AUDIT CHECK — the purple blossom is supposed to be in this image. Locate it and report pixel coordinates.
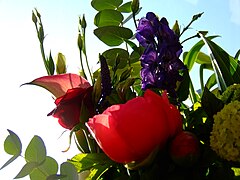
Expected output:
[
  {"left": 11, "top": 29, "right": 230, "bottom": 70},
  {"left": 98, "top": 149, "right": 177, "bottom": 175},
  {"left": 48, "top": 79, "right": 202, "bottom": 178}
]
[{"left": 136, "top": 12, "right": 186, "bottom": 97}]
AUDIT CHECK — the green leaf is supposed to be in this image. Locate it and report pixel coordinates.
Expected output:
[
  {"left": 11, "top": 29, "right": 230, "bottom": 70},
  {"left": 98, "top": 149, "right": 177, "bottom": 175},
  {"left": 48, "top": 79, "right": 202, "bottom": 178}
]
[
  {"left": 102, "top": 48, "right": 129, "bottom": 68},
  {"left": 0, "top": 155, "right": 19, "bottom": 170},
  {"left": 94, "top": 9, "right": 123, "bottom": 27},
  {"left": 94, "top": 26, "right": 133, "bottom": 46},
  {"left": 200, "top": 35, "right": 240, "bottom": 91},
  {"left": 25, "top": 135, "right": 46, "bottom": 163},
  {"left": 4, "top": 129, "right": 22, "bottom": 156},
  {"left": 205, "top": 73, "right": 217, "bottom": 90},
  {"left": 60, "top": 162, "right": 78, "bottom": 180},
  {"left": 201, "top": 87, "right": 224, "bottom": 118},
  {"left": 183, "top": 36, "right": 218, "bottom": 71},
  {"left": 14, "top": 162, "right": 39, "bottom": 179},
  {"left": 69, "top": 153, "right": 112, "bottom": 172},
  {"left": 234, "top": 49, "right": 240, "bottom": 59},
  {"left": 87, "top": 163, "right": 110, "bottom": 180},
  {"left": 176, "top": 70, "right": 190, "bottom": 101},
  {"left": 117, "top": 2, "right": 131, "bottom": 13},
  {"left": 22, "top": 73, "right": 91, "bottom": 98},
  {"left": 196, "top": 52, "right": 212, "bottom": 67},
  {"left": 91, "top": 0, "right": 123, "bottom": 11},
  {"left": 69, "top": 153, "right": 114, "bottom": 180},
  {"left": 30, "top": 156, "right": 58, "bottom": 180}
]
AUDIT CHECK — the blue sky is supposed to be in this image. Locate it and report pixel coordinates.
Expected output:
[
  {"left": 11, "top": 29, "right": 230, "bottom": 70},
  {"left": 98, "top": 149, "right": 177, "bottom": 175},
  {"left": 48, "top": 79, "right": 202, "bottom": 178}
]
[{"left": 0, "top": 0, "right": 239, "bottom": 179}]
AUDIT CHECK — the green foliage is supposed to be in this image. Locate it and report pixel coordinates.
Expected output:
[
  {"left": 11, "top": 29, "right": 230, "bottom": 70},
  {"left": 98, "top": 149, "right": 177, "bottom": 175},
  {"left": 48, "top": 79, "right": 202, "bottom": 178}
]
[
  {"left": 94, "top": 26, "right": 133, "bottom": 46},
  {"left": 68, "top": 153, "right": 115, "bottom": 180}
]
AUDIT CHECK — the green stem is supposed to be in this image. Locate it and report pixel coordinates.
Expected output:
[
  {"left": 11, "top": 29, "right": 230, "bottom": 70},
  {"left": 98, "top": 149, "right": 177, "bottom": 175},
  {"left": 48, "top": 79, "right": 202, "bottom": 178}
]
[
  {"left": 199, "top": 64, "right": 205, "bottom": 94},
  {"left": 82, "top": 29, "right": 94, "bottom": 84},
  {"left": 79, "top": 49, "right": 87, "bottom": 80},
  {"left": 82, "top": 125, "right": 96, "bottom": 153}
]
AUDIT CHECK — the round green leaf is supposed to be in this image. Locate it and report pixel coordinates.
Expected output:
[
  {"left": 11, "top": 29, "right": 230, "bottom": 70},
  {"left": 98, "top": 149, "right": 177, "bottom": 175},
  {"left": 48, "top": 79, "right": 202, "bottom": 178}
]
[
  {"left": 60, "top": 162, "right": 78, "bottom": 180},
  {"left": 4, "top": 129, "right": 22, "bottom": 155},
  {"left": 25, "top": 135, "right": 46, "bottom": 163},
  {"left": 30, "top": 156, "right": 58, "bottom": 180},
  {"left": 94, "top": 9, "right": 123, "bottom": 27},
  {"left": 102, "top": 48, "right": 129, "bottom": 68},
  {"left": 94, "top": 26, "right": 133, "bottom": 46},
  {"left": 91, "top": 0, "right": 123, "bottom": 11}
]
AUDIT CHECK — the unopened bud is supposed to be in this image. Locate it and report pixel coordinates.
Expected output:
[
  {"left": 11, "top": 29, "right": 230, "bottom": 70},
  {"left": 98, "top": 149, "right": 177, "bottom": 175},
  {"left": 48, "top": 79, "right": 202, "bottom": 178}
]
[
  {"left": 32, "top": 10, "right": 37, "bottom": 24},
  {"left": 56, "top": 52, "right": 67, "bottom": 74},
  {"left": 131, "top": 0, "right": 139, "bottom": 14}
]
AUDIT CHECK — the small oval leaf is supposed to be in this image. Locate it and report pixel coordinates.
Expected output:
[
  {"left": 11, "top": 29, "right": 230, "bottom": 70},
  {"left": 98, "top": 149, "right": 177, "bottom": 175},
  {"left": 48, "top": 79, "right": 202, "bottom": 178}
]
[
  {"left": 60, "top": 162, "right": 78, "bottom": 180},
  {"left": 91, "top": 0, "right": 123, "bottom": 11},
  {"left": 94, "top": 26, "right": 133, "bottom": 46},
  {"left": 94, "top": 9, "right": 123, "bottom": 27},
  {"left": 4, "top": 130, "right": 22, "bottom": 156}
]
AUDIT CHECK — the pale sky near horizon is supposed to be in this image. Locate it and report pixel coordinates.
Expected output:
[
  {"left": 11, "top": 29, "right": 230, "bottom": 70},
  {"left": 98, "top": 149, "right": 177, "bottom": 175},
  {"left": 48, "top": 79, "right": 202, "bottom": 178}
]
[{"left": 0, "top": 0, "right": 239, "bottom": 179}]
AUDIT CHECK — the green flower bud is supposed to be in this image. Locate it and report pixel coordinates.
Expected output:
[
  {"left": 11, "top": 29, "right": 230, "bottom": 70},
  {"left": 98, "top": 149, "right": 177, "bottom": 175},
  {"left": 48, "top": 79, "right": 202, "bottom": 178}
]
[
  {"left": 32, "top": 10, "right": 37, "bottom": 24},
  {"left": 56, "top": 52, "right": 67, "bottom": 74},
  {"left": 77, "top": 33, "right": 83, "bottom": 50},
  {"left": 131, "top": 0, "right": 140, "bottom": 14},
  {"left": 81, "top": 14, "right": 87, "bottom": 29}
]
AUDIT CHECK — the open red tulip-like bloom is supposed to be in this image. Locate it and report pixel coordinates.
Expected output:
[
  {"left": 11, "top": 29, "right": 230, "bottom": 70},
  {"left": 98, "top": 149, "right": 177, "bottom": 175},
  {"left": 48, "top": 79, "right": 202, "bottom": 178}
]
[{"left": 87, "top": 89, "right": 182, "bottom": 163}]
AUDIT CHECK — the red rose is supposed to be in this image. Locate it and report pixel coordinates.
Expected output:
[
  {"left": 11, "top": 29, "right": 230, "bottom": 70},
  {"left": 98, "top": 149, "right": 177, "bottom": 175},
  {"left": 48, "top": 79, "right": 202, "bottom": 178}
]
[
  {"left": 169, "top": 131, "right": 200, "bottom": 167},
  {"left": 86, "top": 90, "right": 182, "bottom": 163},
  {"left": 48, "top": 86, "right": 94, "bottom": 130}
]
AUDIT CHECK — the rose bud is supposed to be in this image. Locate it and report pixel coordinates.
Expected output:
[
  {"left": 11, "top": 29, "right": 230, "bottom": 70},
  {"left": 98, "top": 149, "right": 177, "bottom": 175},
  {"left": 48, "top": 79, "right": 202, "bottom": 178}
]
[{"left": 169, "top": 131, "right": 200, "bottom": 167}]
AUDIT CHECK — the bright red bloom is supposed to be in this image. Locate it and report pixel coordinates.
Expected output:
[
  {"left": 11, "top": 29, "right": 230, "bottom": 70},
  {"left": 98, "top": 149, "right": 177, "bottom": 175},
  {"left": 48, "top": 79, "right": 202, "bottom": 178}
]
[
  {"left": 86, "top": 90, "right": 182, "bottom": 163},
  {"left": 169, "top": 131, "right": 200, "bottom": 167},
  {"left": 48, "top": 86, "right": 94, "bottom": 130}
]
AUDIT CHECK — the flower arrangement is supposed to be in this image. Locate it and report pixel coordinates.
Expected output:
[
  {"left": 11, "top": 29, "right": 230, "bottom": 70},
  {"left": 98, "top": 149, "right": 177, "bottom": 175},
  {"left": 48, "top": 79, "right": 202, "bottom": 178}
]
[{"left": 1, "top": 0, "right": 240, "bottom": 179}]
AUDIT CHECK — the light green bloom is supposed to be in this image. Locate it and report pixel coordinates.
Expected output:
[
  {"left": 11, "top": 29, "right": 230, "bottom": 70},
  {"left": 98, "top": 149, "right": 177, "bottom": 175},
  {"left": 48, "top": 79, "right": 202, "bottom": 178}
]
[
  {"left": 220, "top": 84, "right": 240, "bottom": 103},
  {"left": 210, "top": 100, "right": 240, "bottom": 162}
]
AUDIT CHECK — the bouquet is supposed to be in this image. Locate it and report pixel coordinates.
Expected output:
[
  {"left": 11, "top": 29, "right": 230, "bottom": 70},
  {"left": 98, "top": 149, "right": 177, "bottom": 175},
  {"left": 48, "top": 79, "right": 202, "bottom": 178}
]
[{"left": 1, "top": 0, "right": 240, "bottom": 179}]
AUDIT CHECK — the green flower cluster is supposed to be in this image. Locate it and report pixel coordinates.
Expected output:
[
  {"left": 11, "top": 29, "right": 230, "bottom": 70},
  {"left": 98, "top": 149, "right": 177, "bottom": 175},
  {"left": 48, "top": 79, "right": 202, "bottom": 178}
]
[
  {"left": 210, "top": 100, "right": 240, "bottom": 162},
  {"left": 220, "top": 84, "right": 240, "bottom": 103}
]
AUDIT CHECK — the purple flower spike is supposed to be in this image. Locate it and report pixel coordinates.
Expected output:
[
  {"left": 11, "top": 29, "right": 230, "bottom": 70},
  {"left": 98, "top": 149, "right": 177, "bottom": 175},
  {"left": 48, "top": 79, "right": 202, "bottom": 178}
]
[{"left": 136, "top": 12, "right": 186, "bottom": 97}]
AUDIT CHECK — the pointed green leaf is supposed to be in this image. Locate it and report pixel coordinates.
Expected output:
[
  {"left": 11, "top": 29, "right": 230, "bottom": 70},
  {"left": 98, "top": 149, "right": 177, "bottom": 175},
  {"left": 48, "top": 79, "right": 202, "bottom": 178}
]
[
  {"left": 0, "top": 155, "right": 19, "bottom": 170},
  {"left": 30, "top": 156, "right": 58, "bottom": 180},
  {"left": 60, "top": 162, "right": 78, "bottom": 180},
  {"left": 94, "top": 9, "right": 123, "bottom": 27},
  {"left": 205, "top": 73, "right": 217, "bottom": 90},
  {"left": 201, "top": 87, "right": 224, "bottom": 118},
  {"left": 4, "top": 130, "right": 22, "bottom": 156},
  {"left": 196, "top": 52, "right": 212, "bottom": 66},
  {"left": 25, "top": 135, "right": 46, "bottom": 163},
  {"left": 91, "top": 0, "right": 123, "bottom": 11},
  {"left": 234, "top": 49, "right": 240, "bottom": 59},
  {"left": 22, "top": 73, "right": 91, "bottom": 98},
  {"left": 183, "top": 36, "right": 218, "bottom": 71},
  {"left": 117, "top": 2, "right": 131, "bottom": 13},
  {"left": 94, "top": 26, "right": 133, "bottom": 46},
  {"left": 200, "top": 35, "right": 240, "bottom": 91},
  {"left": 14, "top": 162, "right": 39, "bottom": 179},
  {"left": 172, "top": 20, "right": 180, "bottom": 36}
]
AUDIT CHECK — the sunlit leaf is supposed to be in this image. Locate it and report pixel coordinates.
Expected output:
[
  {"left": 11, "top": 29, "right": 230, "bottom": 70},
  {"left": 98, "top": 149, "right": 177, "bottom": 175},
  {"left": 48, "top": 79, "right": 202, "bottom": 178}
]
[
  {"left": 14, "top": 162, "right": 39, "bottom": 179},
  {"left": 117, "top": 1, "right": 131, "bottom": 12},
  {"left": 94, "top": 26, "right": 133, "bottom": 46},
  {"left": 91, "top": 0, "right": 123, "bottom": 11},
  {"left": 205, "top": 73, "right": 217, "bottom": 90},
  {"left": 183, "top": 36, "right": 218, "bottom": 71},
  {"left": 94, "top": 9, "right": 123, "bottom": 27},
  {"left": 25, "top": 135, "right": 46, "bottom": 163},
  {"left": 30, "top": 156, "right": 58, "bottom": 180},
  {"left": 196, "top": 52, "right": 212, "bottom": 66},
  {"left": 60, "top": 162, "right": 78, "bottom": 180},
  {"left": 22, "top": 73, "right": 91, "bottom": 98},
  {"left": 200, "top": 35, "right": 240, "bottom": 91}
]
